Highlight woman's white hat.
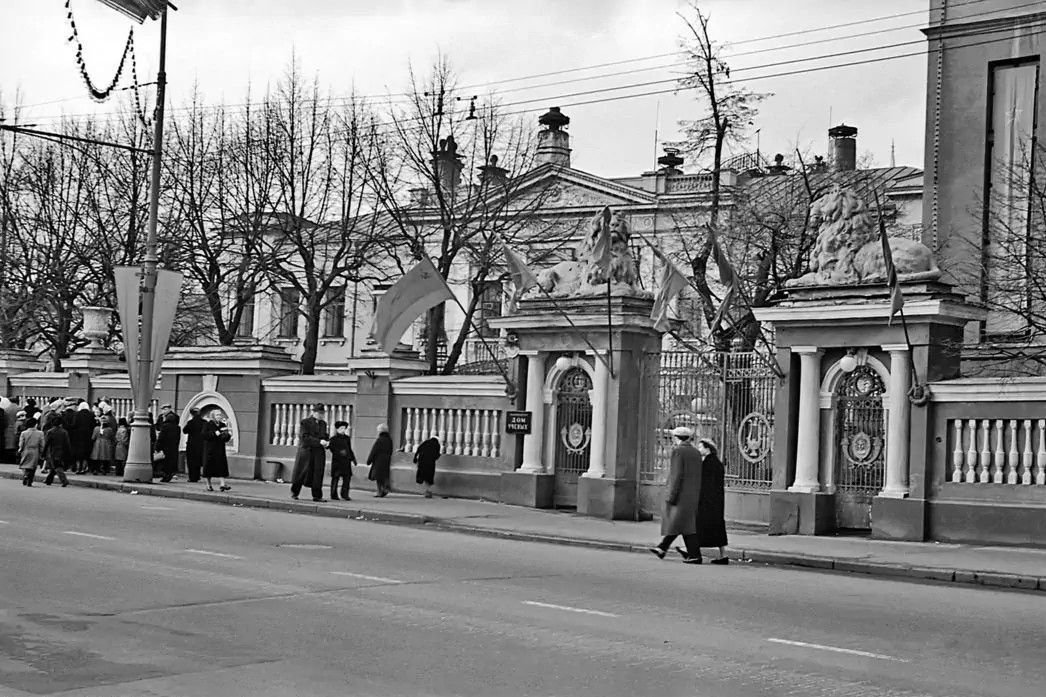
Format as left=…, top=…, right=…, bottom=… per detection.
left=670, top=426, right=693, bottom=438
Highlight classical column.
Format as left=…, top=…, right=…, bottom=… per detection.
left=789, top=347, right=823, bottom=492
left=881, top=344, right=912, bottom=498
left=584, top=355, right=609, bottom=478
left=519, top=352, right=547, bottom=473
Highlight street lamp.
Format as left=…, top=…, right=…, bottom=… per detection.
left=93, top=0, right=176, bottom=482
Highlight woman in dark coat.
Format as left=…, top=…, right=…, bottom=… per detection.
left=71, top=402, right=95, bottom=474
left=182, top=408, right=205, bottom=482
left=366, top=423, right=394, bottom=497
left=649, top=427, right=704, bottom=564
left=695, top=438, right=729, bottom=564
left=413, top=437, right=440, bottom=498
left=201, top=410, right=232, bottom=492
left=155, top=412, right=182, bottom=482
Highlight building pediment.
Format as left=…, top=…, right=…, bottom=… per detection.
left=509, top=165, right=656, bottom=212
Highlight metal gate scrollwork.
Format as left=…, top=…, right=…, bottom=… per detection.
left=834, top=364, right=886, bottom=529
left=553, top=366, right=593, bottom=507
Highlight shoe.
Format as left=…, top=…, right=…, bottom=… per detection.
left=344, top=497, right=351, bottom=501
left=424, top=491, right=432, bottom=498
left=683, top=555, right=703, bottom=565
left=291, top=494, right=298, bottom=500
left=673, top=546, right=689, bottom=560
left=710, top=557, right=729, bottom=565
left=207, top=486, right=215, bottom=492
left=330, top=494, right=340, bottom=501
left=61, top=482, right=68, bottom=487
left=647, top=546, right=666, bottom=560
left=313, top=498, right=327, bottom=503
left=220, top=485, right=231, bottom=492
left=45, top=481, right=52, bottom=486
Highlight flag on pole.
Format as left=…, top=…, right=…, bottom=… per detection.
left=502, top=242, right=539, bottom=311
left=875, top=192, right=905, bottom=325
left=590, top=206, right=614, bottom=273
left=370, top=256, right=455, bottom=353
left=709, top=226, right=739, bottom=329
left=650, top=256, right=690, bottom=333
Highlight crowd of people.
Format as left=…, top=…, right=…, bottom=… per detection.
left=0, top=395, right=234, bottom=492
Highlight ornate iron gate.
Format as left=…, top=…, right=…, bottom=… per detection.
left=639, top=350, right=776, bottom=490
left=553, top=367, right=593, bottom=507
left=834, top=364, right=886, bottom=529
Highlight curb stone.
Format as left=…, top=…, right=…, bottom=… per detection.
left=2, top=469, right=1041, bottom=592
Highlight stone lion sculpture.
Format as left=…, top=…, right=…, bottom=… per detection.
left=788, top=185, right=939, bottom=287
left=535, top=206, right=641, bottom=297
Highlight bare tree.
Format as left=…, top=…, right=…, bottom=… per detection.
left=365, top=58, right=566, bottom=374
left=252, top=61, right=386, bottom=374
left=675, top=2, right=768, bottom=346
left=0, top=96, right=38, bottom=350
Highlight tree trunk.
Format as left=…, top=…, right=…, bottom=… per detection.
left=442, top=292, right=482, bottom=376
left=300, top=301, right=322, bottom=375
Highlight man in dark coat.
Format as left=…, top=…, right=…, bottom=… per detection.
left=290, top=404, right=329, bottom=502
left=649, top=426, right=704, bottom=564
left=43, top=418, right=72, bottom=487
left=182, top=407, right=205, bottom=482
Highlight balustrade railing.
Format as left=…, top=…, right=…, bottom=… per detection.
left=270, top=403, right=352, bottom=446
left=400, top=407, right=501, bottom=458
left=948, top=418, right=1046, bottom=486
left=106, top=397, right=159, bottom=423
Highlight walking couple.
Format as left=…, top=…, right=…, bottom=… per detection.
left=650, top=426, right=729, bottom=565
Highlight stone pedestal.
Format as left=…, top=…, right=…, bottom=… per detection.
left=0, top=349, right=39, bottom=395
left=500, top=470, right=554, bottom=508
left=755, top=281, right=985, bottom=538
left=489, top=293, right=661, bottom=520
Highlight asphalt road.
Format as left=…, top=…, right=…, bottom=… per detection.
left=0, top=482, right=1043, bottom=697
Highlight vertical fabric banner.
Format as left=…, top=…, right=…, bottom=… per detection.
left=114, top=266, right=141, bottom=397
left=149, top=269, right=184, bottom=390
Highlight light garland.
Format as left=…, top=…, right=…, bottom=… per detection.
left=65, top=0, right=134, bottom=103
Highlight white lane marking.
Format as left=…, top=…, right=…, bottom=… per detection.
left=0, top=520, right=9, bottom=524
left=331, top=571, right=403, bottom=584
left=140, top=505, right=175, bottom=511
left=185, top=549, right=243, bottom=560
left=521, top=600, right=619, bottom=618
left=767, top=638, right=907, bottom=662
left=62, top=531, right=116, bottom=541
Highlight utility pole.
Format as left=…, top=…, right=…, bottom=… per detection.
left=120, top=3, right=170, bottom=481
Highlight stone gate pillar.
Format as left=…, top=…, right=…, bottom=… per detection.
left=490, top=295, right=660, bottom=520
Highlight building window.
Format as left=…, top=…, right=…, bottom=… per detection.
left=324, top=287, right=346, bottom=337
left=984, top=59, right=1039, bottom=336
left=475, top=281, right=503, bottom=338
left=278, top=287, right=299, bottom=338
left=235, top=298, right=255, bottom=338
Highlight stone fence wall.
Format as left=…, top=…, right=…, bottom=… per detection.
left=927, top=378, right=1046, bottom=545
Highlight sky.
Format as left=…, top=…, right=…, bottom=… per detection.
left=0, top=0, right=932, bottom=178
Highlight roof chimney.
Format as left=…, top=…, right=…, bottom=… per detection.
left=536, top=107, right=571, bottom=168
left=829, top=123, right=857, bottom=172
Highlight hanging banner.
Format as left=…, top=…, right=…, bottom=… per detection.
left=114, top=265, right=141, bottom=397
left=148, top=269, right=183, bottom=391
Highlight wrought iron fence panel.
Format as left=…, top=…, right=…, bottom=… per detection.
left=639, top=349, right=775, bottom=490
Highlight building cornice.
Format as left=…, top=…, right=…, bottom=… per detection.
left=930, top=377, right=1046, bottom=402
left=922, top=10, right=1046, bottom=39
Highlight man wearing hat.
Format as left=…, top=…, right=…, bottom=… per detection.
left=291, top=403, right=330, bottom=502
left=649, top=425, right=704, bottom=564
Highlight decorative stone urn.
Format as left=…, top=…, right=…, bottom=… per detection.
left=81, top=306, right=113, bottom=348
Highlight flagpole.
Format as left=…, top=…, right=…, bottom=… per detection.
left=605, top=275, right=615, bottom=379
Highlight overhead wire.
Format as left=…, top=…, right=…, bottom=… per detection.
left=11, top=0, right=1010, bottom=124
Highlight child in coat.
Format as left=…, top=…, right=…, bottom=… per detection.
left=328, top=421, right=356, bottom=501
left=114, top=419, right=129, bottom=477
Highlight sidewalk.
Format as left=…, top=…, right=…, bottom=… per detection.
left=2, top=464, right=1043, bottom=592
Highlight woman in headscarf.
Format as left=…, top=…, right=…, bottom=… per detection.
left=413, top=436, right=440, bottom=498
left=366, top=423, right=394, bottom=497
left=201, top=409, right=232, bottom=492
left=695, top=438, right=729, bottom=565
